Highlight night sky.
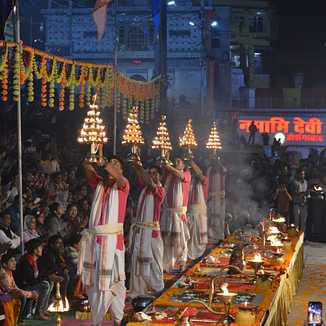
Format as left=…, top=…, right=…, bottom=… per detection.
left=274, top=0, right=326, bottom=52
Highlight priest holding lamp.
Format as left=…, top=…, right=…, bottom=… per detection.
left=128, top=157, right=165, bottom=298
left=77, top=97, right=130, bottom=326
left=160, top=157, right=191, bottom=272
left=205, top=122, right=226, bottom=243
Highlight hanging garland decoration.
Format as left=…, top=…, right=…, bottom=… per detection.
left=0, top=44, right=9, bottom=102
left=0, top=41, right=160, bottom=119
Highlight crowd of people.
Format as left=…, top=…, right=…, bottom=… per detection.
left=0, top=125, right=325, bottom=326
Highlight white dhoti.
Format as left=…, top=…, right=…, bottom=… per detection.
left=87, top=244, right=126, bottom=325
left=78, top=184, right=128, bottom=326
left=128, top=222, right=164, bottom=298
left=161, top=206, right=189, bottom=272
left=207, top=169, right=226, bottom=243
left=188, top=204, right=208, bottom=260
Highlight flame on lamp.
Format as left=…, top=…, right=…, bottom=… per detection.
left=270, top=238, right=283, bottom=247
left=221, top=283, right=229, bottom=295
left=253, top=253, right=263, bottom=262
left=48, top=297, right=70, bottom=313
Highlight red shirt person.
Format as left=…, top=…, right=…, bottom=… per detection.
left=78, top=157, right=129, bottom=326
left=128, top=162, right=165, bottom=298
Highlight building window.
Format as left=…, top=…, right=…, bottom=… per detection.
left=127, top=26, right=146, bottom=50
left=249, top=15, right=264, bottom=33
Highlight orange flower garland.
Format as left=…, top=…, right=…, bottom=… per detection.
left=0, top=41, right=160, bottom=118
left=41, top=78, right=47, bottom=108
left=0, top=45, right=9, bottom=102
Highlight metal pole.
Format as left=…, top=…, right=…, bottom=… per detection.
left=113, top=0, right=118, bottom=155
left=159, top=0, right=167, bottom=114
left=200, top=0, right=205, bottom=115
left=14, top=0, right=24, bottom=254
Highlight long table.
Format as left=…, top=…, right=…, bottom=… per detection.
left=128, top=232, right=304, bottom=326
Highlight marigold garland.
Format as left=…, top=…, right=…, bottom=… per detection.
left=59, top=83, right=65, bottom=111
left=0, top=45, right=9, bottom=102
left=0, top=41, right=160, bottom=118
left=27, top=72, right=34, bottom=102
left=13, top=46, right=21, bottom=102
left=41, top=78, right=47, bottom=108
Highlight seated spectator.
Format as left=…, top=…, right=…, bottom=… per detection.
left=0, top=251, right=38, bottom=326
left=46, top=203, right=66, bottom=237
left=39, top=235, right=69, bottom=299
left=35, top=208, right=48, bottom=239
left=23, top=215, right=40, bottom=243
left=78, top=199, right=90, bottom=229
left=64, top=204, right=80, bottom=238
left=0, top=213, right=20, bottom=249
left=64, top=234, right=83, bottom=299
left=15, top=239, right=51, bottom=321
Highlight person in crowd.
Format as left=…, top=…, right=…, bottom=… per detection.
left=248, top=121, right=258, bottom=144
left=78, top=199, right=90, bottom=229
left=23, top=215, right=40, bottom=243
left=64, top=234, right=83, bottom=299
left=0, top=213, right=20, bottom=249
left=79, top=157, right=129, bottom=326
left=48, top=173, right=69, bottom=208
left=291, top=169, right=309, bottom=231
left=273, top=179, right=292, bottom=221
left=35, top=209, right=48, bottom=239
left=40, top=153, right=60, bottom=175
left=46, top=202, right=66, bottom=237
left=128, top=161, right=165, bottom=298
left=187, top=160, right=208, bottom=259
left=14, top=239, right=51, bottom=321
left=0, top=251, right=38, bottom=326
left=160, top=157, right=191, bottom=272
left=207, top=157, right=227, bottom=243
left=39, top=235, right=68, bottom=299
left=64, top=204, right=82, bottom=238
left=4, top=196, right=20, bottom=235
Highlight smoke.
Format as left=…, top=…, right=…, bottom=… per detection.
left=220, top=119, right=273, bottom=231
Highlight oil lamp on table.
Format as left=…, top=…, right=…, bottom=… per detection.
left=235, top=301, right=257, bottom=324
left=216, top=283, right=237, bottom=325
left=247, top=253, right=264, bottom=280
left=47, top=282, right=69, bottom=326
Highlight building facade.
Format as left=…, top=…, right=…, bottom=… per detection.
left=41, top=0, right=276, bottom=114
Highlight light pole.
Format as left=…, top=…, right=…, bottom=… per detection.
left=13, top=0, right=24, bottom=254
left=113, top=0, right=118, bottom=155
left=159, top=0, right=168, bottom=114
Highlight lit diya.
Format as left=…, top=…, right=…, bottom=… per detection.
left=270, top=238, right=283, bottom=248
left=272, top=217, right=285, bottom=223
left=247, top=253, right=264, bottom=279
left=235, top=301, right=257, bottom=324
left=48, top=282, right=69, bottom=326
left=267, top=226, right=280, bottom=235
left=216, top=283, right=237, bottom=325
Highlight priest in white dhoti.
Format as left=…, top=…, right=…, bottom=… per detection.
left=161, top=158, right=191, bottom=272
left=128, top=162, right=165, bottom=298
left=187, top=160, right=209, bottom=259
left=207, top=158, right=227, bottom=243
left=78, top=158, right=129, bottom=326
